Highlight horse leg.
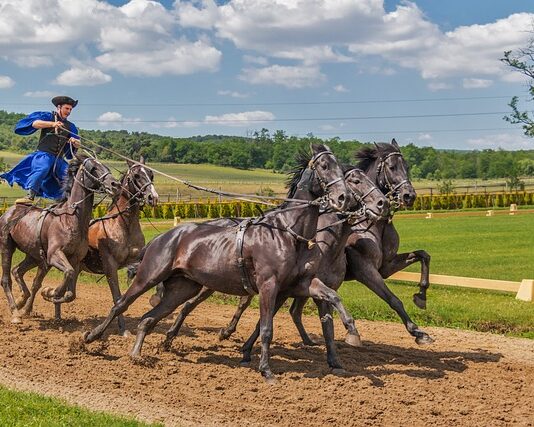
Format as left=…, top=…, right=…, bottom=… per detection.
left=241, top=292, right=287, bottom=368
left=378, top=250, right=431, bottom=309
left=257, top=280, right=279, bottom=383
left=162, top=286, right=214, bottom=351
left=355, top=263, right=434, bottom=344
left=11, top=255, right=37, bottom=309
left=84, top=262, right=170, bottom=343
left=0, top=236, right=22, bottom=323
left=101, top=253, right=127, bottom=336
left=314, top=298, right=344, bottom=371
left=297, top=277, right=361, bottom=347
left=131, top=277, right=202, bottom=358
left=20, top=264, right=49, bottom=316
left=289, top=297, right=319, bottom=346
left=219, top=295, right=254, bottom=341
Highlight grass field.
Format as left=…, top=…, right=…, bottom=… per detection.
left=0, top=385, right=159, bottom=427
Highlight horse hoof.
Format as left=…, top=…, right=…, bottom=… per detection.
left=11, top=315, right=22, bottom=324
left=121, top=330, right=132, bottom=338
left=413, top=293, right=427, bottom=310
left=82, top=331, right=92, bottom=343
left=415, top=333, right=434, bottom=345
left=239, top=359, right=251, bottom=367
left=302, top=335, right=320, bottom=346
left=218, top=329, right=230, bottom=341
left=262, top=373, right=278, bottom=385
left=41, top=287, right=53, bottom=300
left=149, top=294, right=161, bottom=307
left=345, top=333, right=362, bottom=347
left=331, top=368, right=347, bottom=376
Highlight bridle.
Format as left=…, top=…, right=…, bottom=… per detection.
left=74, top=158, right=112, bottom=195
left=123, top=165, right=154, bottom=206
left=375, top=151, right=411, bottom=212
left=343, top=167, right=384, bottom=222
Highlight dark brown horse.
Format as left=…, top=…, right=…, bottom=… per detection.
left=287, top=139, right=434, bottom=345
left=84, top=144, right=353, bottom=382
left=158, top=166, right=388, bottom=371
left=213, top=140, right=433, bottom=346
left=0, top=154, right=120, bottom=323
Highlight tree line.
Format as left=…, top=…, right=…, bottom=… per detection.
left=1, top=109, right=534, bottom=180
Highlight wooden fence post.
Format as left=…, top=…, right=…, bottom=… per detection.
left=516, top=279, right=534, bottom=302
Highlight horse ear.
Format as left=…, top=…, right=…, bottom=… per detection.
left=391, top=138, right=400, bottom=149
left=373, top=142, right=380, bottom=149
left=126, top=159, right=134, bottom=167
left=139, top=155, right=145, bottom=164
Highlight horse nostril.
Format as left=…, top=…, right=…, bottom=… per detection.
left=338, top=194, right=345, bottom=204
left=377, top=199, right=384, bottom=207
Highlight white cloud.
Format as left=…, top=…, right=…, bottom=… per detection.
left=218, top=90, right=250, bottom=98
left=463, top=78, right=493, bottom=89
left=0, top=75, right=15, bottom=89
left=204, top=110, right=275, bottom=127
left=97, top=111, right=141, bottom=128
left=55, top=67, right=112, bottom=86
left=240, top=65, right=326, bottom=88
left=175, top=0, right=219, bottom=30
left=333, top=84, right=348, bottom=93
left=23, top=90, right=55, bottom=98
left=466, top=133, right=534, bottom=150
left=417, top=133, right=433, bottom=141
left=96, top=39, right=221, bottom=77
left=427, top=81, right=453, bottom=91
left=243, top=55, right=269, bottom=66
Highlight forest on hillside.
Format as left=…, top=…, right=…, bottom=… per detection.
left=1, top=109, right=534, bottom=180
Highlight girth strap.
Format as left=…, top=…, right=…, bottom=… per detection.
left=235, top=218, right=257, bottom=295
left=36, top=209, right=50, bottom=266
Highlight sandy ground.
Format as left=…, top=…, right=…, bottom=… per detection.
left=0, top=283, right=533, bottom=427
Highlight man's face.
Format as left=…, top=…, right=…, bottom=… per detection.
left=57, top=104, right=73, bottom=119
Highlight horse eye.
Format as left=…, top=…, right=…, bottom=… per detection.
left=353, top=179, right=361, bottom=185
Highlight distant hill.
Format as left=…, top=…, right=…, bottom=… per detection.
left=1, top=109, right=533, bottom=179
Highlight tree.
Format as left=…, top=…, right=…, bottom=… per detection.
left=501, top=34, right=534, bottom=136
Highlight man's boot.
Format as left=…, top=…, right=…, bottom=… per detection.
left=15, top=189, right=37, bottom=204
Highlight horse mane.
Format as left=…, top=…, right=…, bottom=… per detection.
left=355, top=142, right=400, bottom=171
left=279, top=144, right=330, bottom=209
left=59, top=154, right=89, bottom=202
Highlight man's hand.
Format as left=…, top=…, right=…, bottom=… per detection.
left=52, top=120, right=64, bottom=130
left=69, top=137, right=81, bottom=148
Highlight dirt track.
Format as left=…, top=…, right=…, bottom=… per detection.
left=0, top=282, right=533, bottom=426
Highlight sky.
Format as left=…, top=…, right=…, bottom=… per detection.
left=1, top=0, right=534, bottom=150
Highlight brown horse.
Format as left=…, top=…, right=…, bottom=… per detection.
left=81, top=158, right=158, bottom=335
left=0, top=154, right=120, bottom=323
left=84, top=144, right=353, bottom=382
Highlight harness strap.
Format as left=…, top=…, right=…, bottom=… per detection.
left=36, top=210, right=50, bottom=266
left=235, top=218, right=257, bottom=295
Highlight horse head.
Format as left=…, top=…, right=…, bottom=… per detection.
left=342, top=167, right=388, bottom=221
left=125, top=156, right=159, bottom=207
left=357, top=139, right=416, bottom=209
left=73, top=153, right=121, bottom=197
left=293, top=144, right=350, bottom=212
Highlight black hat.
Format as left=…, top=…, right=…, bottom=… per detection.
left=51, top=96, right=78, bottom=108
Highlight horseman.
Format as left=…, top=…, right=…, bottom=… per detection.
left=1, top=96, right=81, bottom=203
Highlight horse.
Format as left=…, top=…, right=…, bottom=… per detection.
left=0, top=154, right=121, bottom=324
left=213, top=139, right=433, bottom=346
left=81, top=157, right=158, bottom=336
left=158, top=165, right=388, bottom=371
left=286, top=139, right=434, bottom=345
left=83, top=144, right=353, bottom=382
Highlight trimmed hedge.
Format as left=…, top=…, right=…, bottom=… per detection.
left=0, top=192, right=533, bottom=218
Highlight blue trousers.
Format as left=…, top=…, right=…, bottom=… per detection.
left=0, top=151, right=68, bottom=200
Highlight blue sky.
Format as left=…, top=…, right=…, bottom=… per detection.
left=1, top=0, right=534, bottom=150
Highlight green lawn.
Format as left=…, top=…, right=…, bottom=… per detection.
left=0, top=385, right=160, bottom=427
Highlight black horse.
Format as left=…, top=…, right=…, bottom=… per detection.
left=159, top=166, right=388, bottom=371
left=215, top=140, right=433, bottom=346
left=84, top=144, right=355, bottom=382
left=288, top=139, right=434, bottom=345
